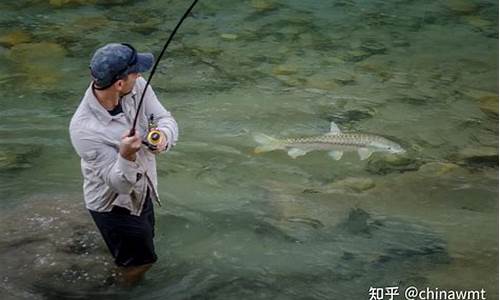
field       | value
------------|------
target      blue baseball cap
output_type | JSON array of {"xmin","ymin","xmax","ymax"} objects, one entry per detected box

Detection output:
[{"xmin": 90, "ymin": 43, "xmax": 154, "ymax": 89}]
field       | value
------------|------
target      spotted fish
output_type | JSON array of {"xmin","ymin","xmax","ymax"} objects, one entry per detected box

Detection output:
[{"xmin": 254, "ymin": 122, "xmax": 405, "ymax": 160}]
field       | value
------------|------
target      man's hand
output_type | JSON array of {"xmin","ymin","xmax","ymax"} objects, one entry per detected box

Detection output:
[{"xmin": 120, "ymin": 131, "xmax": 142, "ymax": 161}]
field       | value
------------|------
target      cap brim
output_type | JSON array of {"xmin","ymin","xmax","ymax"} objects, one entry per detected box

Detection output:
[{"xmin": 129, "ymin": 52, "xmax": 154, "ymax": 73}]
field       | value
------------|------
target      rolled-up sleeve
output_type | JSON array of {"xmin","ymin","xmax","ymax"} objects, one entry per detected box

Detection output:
[
  {"xmin": 70, "ymin": 130, "xmax": 145, "ymax": 194},
  {"xmin": 139, "ymin": 78, "xmax": 179, "ymax": 152}
]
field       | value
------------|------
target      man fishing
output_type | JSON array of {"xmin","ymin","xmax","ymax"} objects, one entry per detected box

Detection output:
[{"xmin": 69, "ymin": 43, "xmax": 178, "ymax": 285}]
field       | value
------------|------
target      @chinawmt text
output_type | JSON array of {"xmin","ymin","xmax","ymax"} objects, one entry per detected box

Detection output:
[{"xmin": 369, "ymin": 286, "xmax": 487, "ymax": 300}]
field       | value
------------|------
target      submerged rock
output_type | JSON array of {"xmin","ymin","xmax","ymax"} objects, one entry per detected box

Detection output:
[
  {"xmin": 459, "ymin": 146, "xmax": 498, "ymax": 158},
  {"xmin": 286, "ymin": 216, "xmax": 324, "ymax": 229},
  {"xmin": 366, "ymin": 155, "xmax": 422, "ymax": 175},
  {"xmin": 360, "ymin": 40, "xmax": 387, "ymax": 55},
  {"xmin": 0, "ymin": 146, "xmax": 42, "ymax": 171},
  {"xmin": 463, "ymin": 89, "xmax": 498, "ymax": 116},
  {"xmin": 357, "ymin": 60, "xmax": 392, "ymax": 80},
  {"xmin": 418, "ymin": 162, "xmax": 464, "ymax": 177},
  {"xmin": 338, "ymin": 208, "xmax": 378, "ymax": 236},
  {"xmin": 319, "ymin": 108, "xmax": 375, "ymax": 126},
  {"xmin": 275, "ymin": 74, "xmax": 303, "ymax": 87},
  {"xmin": 392, "ymin": 39, "xmax": 410, "ymax": 48},
  {"xmin": 220, "ymin": 33, "xmax": 238, "ymax": 41},
  {"xmin": 71, "ymin": 15, "xmax": 110, "ymax": 32},
  {"xmin": 345, "ymin": 49, "xmax": 371, "ymax": 62},
  {"xmin": 129, "ymin": 22, "xmax": 160, "ymax": 35},
  {"xmin": 49, "ymin": 0, "xmax": 97, "ymax": 7},
  {"xmin": 188, "ymin": 36, "xmax": 223, "ymax": 56},
  {"xmin": 272, "ymin": 64, "xmax": 298, "ymax": 76},
  {"xmin": 478, "ymin": 94, "xmax": 499, "ymax": 115},
  {"xmin": 57, "ymin": 226, "xmax": 101, "ymax": 255},
  {"xmin": 464, "ymin": 16, "xmax": 494, "ymax": 31},
  {"xmin": 0, "ymin": 31, "xmax": 32, "ymax": 48},
  {"xmin": 332, "ymin": 70, "xmax": 356, "ymax": 85},
  {"xmin": 446, "ymin": 0, "xmax": 479, "ymax": 15},
  {"xmin": 0, "ymin": 195, "xmax": 116, "ymax": 297},
  {"xmin": 8, "ymin": 42, "xmax": 67, "ymax": 89},
  {"xmin": 170, "ymin": 206, "xmax": 449, "ymax": 299},
  {"xmin": 305, "ymin": 73, "xmax": 338, "ymax": 91},
  {"xmin": 0, "ymin": 150, "xmax": 18, "ymax": 170},
  {"xmin": 454, "ymin": 146, "xmax": 499, "ymax": 168},
  {"xmin": 323, "ymin": 177, "xmax": 375, "ymax": 193},
  {"xmin": 250, "ymin": 0, "xmax": 277, "ymax": 12}
]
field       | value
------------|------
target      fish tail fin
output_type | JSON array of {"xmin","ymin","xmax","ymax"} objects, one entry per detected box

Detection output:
[{"xmin": 254, "ymin": 133, "xmax": 282, "ymax": 154}]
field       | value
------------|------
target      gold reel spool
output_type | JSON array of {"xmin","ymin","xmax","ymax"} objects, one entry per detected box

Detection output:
[{"xmin": 146, "ymin": 129, "xmax": 162, "ymax": 146}]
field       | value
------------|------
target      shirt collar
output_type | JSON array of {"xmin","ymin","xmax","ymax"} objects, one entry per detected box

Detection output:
[{"xmin": 84, "ymin": 82, "xmax": 138, "ymax": 126}]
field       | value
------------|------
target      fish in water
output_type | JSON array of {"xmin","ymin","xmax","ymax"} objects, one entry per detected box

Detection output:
[{"xmin": 254, "ymin": 121, "xmax": 405, "ymax": 160}]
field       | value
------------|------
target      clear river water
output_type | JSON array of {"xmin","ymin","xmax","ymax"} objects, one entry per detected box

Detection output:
[{"xmin": 0, "ymin": 0, "xmax": 498, "ymax": 299}]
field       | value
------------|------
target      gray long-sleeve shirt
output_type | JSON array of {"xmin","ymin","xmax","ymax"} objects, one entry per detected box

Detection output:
[{"xmin": 69, "ymin": 77, "xmax": 178, "ymax": 215}]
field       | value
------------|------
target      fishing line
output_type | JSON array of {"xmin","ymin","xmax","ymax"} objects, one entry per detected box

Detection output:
[{"xmin": 129, "ymin": 0, "xmax": 200, "ymax": 137}]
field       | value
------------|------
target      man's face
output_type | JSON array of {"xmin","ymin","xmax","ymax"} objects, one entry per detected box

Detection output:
[{"xmin": 118, "ymin": 73, "xmax": 140, "ymax": 96}]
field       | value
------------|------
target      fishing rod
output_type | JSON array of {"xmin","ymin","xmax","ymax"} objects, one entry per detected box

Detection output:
[{"xmin": 129, "ymin": 0, "xmax": 200, "ymax": 147}]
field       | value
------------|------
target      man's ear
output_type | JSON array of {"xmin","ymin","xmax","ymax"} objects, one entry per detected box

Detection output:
[{"xmin": 114, "ymin": 79, "xmax": 124, "ymax": 91}]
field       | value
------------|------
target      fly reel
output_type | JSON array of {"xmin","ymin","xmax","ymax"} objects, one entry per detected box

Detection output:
[{"xmin": 143, "ymin": 114, "xmax": 162, "ymax": 151}]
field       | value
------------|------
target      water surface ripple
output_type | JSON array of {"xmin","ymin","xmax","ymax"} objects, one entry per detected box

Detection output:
[{"xmin": 0, "ymin": 0, "xmax": 497, "ymax": 299}]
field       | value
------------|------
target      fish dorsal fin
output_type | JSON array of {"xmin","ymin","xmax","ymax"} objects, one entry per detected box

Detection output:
[
  {"xmin": 357, "ymin": 148, "xmax": 373, "ymax": 160},
  {"xmin": 328, "ymin": 150, "xmax": 343, "ymax": 160},
  {"xmin": 287, "ymin": 148, "xmax": 308, "ymax": 159},
  {"xmin": 325, "ymin": 121, "xmax": 342, "ymax": 136}
]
